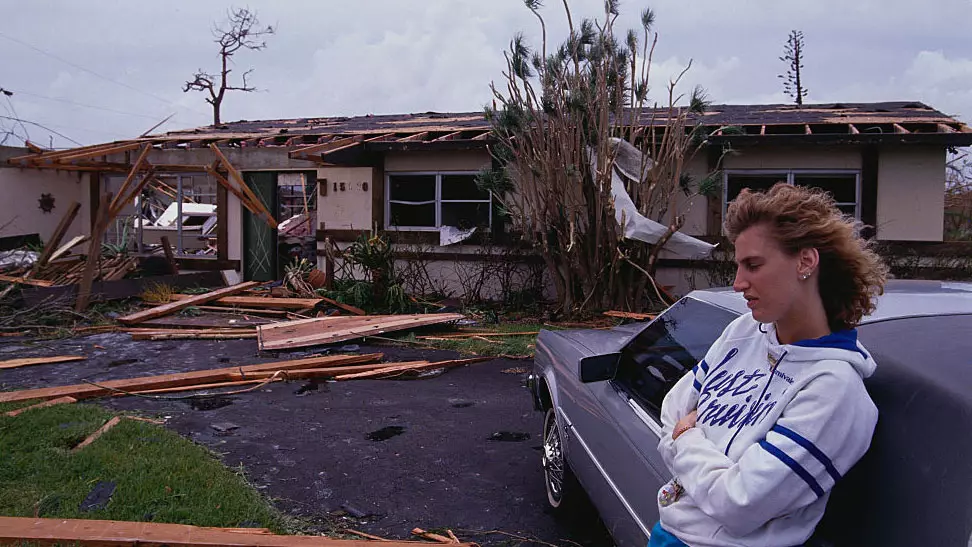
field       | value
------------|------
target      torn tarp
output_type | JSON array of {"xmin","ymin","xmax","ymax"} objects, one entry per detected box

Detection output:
[{"xmin": 594, "ymin": 138, "xmax": 716, "ymax": 259}]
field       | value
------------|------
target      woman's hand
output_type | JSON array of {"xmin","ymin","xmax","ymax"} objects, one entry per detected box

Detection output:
[{"xmin": 672, "ymin": 410, "xmax": 698, "ymax": 440}]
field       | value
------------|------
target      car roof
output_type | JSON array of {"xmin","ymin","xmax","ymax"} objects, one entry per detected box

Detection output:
[{"xmin": 689, "ymin": 279, "xmax": 972, "ymax": 324}]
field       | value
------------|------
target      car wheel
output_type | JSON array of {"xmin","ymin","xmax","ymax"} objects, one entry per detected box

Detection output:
[{"xmin": 542, "ymin": 407, "xmax": 579, "ymax": 511}]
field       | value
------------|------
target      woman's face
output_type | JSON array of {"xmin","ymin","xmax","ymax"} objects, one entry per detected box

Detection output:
[{"xmin": 732, "ymin": 223, "xmax": 805, "ymax": 324}]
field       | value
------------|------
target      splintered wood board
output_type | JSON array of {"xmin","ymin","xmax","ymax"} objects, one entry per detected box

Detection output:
[
  {"xmin": 0, "ymin": 353, "xmax": 383, "ymax": 404},
  {"xmin": 0, "ymin": 355, "xmax": 85, "ymax": 370},
  {"xmin": 117, "ymin": 281, "xmax": 261, "ymax": 324},
  {"xmin": 169, "ymin": 294, "xmax": 324, "ymax": 310},
  {"xmin": 257, "ymin": 313, "xmax": 465, "ymax": 351}
]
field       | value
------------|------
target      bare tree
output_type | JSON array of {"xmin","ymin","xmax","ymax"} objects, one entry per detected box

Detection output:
[
  {"xmin": 779, "ymin": 30, "xmax": 808, "ymax": 106},
  {"xmin": 184, "ymin": 7, "xmax": 274, "ymax": 125},
  {"xmin": 479, "ymin": 0, "xmax": 721, "ymax": 316}
]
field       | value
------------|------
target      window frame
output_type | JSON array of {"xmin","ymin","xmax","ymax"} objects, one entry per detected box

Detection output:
[
  {"xmin": 722, "ymin": 169, "xmax": 861, "ymax": 219},
  {"xmin": 384, "ymin": 171, "xmax": 492, "ymax": 231},
  {"xmin": 611, "ymin": 297, "xmax": 739, "ymax": 425}
]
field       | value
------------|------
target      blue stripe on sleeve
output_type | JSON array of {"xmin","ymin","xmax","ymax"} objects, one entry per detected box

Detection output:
[
  {"xmin": 771, "ymin": 425, "xmax": 842, "ymax": 483},
  {"xmin": 699, "ymin": 359, "xmax": 709, "ymax": 373},
  {"xmin": 692, "ymin": 379, "xmax": 702, "ymax": 391},
  {"xmin": 759, "ymin": 440, "xmax": 825, "ymax": 498}
]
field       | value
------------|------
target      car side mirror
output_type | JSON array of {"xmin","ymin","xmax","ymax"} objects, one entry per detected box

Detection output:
[{"xmin": 579, "ymin": 352, "xmax": 621, "ymax": 383}]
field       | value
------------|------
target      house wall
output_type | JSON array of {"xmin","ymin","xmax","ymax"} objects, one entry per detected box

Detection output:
[
  {"xmin": 316, "ymin": 167, "xmax": 377, "ymax": 231},
  {"xmin": 876, "ymin": 146, "xmax": 945, "ymax": 241},
  {"xmin": 0, "ymin": 152, "xmax": 90, "ymax": 244},
  {"xmin": 721, "ymin": 146, "xmax": 862, "ymax": 170}
]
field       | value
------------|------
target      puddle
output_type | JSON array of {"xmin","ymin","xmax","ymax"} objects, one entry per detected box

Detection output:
[
  {"xmin": 488, "ymin": 431, "xmax": 531, "ymax": 442},
  {"xmin": 107, "ymin": 358, "xmax": 139, "ymax": 367},
  {"xmin": 218, "ymin": 357, "xmax": 233, "ymax": 363},
  {"xmin": 188, "ymin": 396, "xmax": 235, "ymax": 411},
  {"xmin": 451, "ymin": 401, "xmax": 475, "ymax": 408},
  {"xmin": 366, "ymin": 425, "xmax": 405, "ymax": 441}
]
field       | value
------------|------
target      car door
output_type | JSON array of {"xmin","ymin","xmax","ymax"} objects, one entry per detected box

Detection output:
[{"xmin": 566, "ymin": 298, "xmax": 737, "ymax": 546}]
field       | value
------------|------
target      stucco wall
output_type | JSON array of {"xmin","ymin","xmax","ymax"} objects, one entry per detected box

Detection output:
[
  {"xmin": 316, "ymin": 167, "xmax": 376, "ymax": 231},
  {"xmin": 0, "ymin": 165, "xmax": 88, "ymax": 243},
  {"xmin": 876, "ymin": 146, "xmax": 945, "ymax": 241}
]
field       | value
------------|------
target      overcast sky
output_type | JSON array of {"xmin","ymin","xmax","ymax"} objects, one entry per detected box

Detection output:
[{"xmin": 2, "ymin": 0, "xmax": 970, "ymax": 148}]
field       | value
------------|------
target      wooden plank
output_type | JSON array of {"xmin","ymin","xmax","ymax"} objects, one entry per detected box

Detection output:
[
  {"xmin": 398, "ymin": 132, "xmax": 429, "ymax": 142},
  {"xmin": 290, "ymin": 135, "xmax": 363, "ymax": 157},
  {"xmin": 193, "ymin": 305, "xmax": 290, "ymax": 318},
  {"xmin": 319, "ymin": 296, "xmax": 366, "ymax": 315},
  {"xmin": 209, "ymin": 144, "xmax": 279, "ymax": 229},
  {"xmin": 0, "ymin": 274, "xmax": 55, "ymax": 287},
  {"xmin": 848, "ymin": 124, "xmax": 860, "ymax": 135},
  {"xmin": 893, "ymin": 123, "xmax": 909, "ymax": 134},
  {"xmin": 130, "ymin": 331, "xmax": 258, "ymax": 341},
  {"xmin": 0, "ymin": 353, "xmax": 383, "ymax": 404},
  {"xmin": 602, "ymin": 310, "xmax": 656, "ymax": 320},
  {"xmin": 938, "ymin": 123, "xmax": 958, "ymax": 134},
  {"xmin": 117, "ymin": 281, "xmax": 261, "ymax": 325},
  {"xmin": 4, "ymin": 396, "xmax": 77, "ymax": 417},
  {"xmin": 160, "ymin": 236, "xmax": 179, "ymax": 275},
  {"xmin": 118, "ymin": 379, "xmax": 267, "ymax": 396},
  {"xmin": 47, "ymin": 234, "xmax": 89, "ymax": 263},
  {"xmin": 0, "ymin": 516, "xmax": 460, "ymax": 546},
  {"xmin": 432, "ymin": 131, "xmax": 464, "ymax": 142},
  {"xmin": 169, "ymin": 294, "xmax": 324, "ymax": 310},
  {"xmin": 33, "ymin": 201, "xmax": 81, "ymax": 272},
  {"xmin": 236, "ymin": 361, "xmax": 427, "ymax": 381},
  {"xmin": 416, "ymin": 331, "xmax": 539, "ymax": 339},
  {"xmin": 75, "ymin": 192, "xmax": 113, "ymax": 312},
  {"xmin": 0, "ymin": 355, "xmax": 85, "ymax": 370},
  {"xmin": 257, "ymin": 313, "xmax": 465, "ymax": 351},
  {"xmin": 363, "ymin": 132, "xmax": 398, "ymax": 143},
  {"xmin": 333, "ymin": 357, "xmax": 489, "ymax": 381},
  {"xmin": 107, "ymin": 144, "xmax": 152, "ymax": 215},
  {"xmin": 72, "ymin": 416, "xmax": 122, "ymax": 452}
]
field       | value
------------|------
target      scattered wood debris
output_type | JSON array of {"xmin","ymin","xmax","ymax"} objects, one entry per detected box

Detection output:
[
  {"xmin": 126, "ymin": 328, "xmax": 258, "ymax": 341},
  {"xmin": 72, "ymin": 416, "xmax": 122, "ymax": 452},
  {"xmin": 0, "ymin": 516, "xmax": 472, "ymax": 545},
  {"xmin": 257, "ymin": 313, "xmax": 465, "ymax": 351},
  {"xmin": 603, "ymin": 310, "xmax": 656, "ymax": 321},
  {"xmin": 0, "ymin": 353, "xmax": 383, "ymax": 404},
  {"xmin": 0, "ymin": 355, "xmax": 85, "ymax": 370},
  {"xmin": 4, "ymin": 396, "xmax": 77, "ymax": 417},
  {"xmin": 411, "ymin": 528, "xmax": 457, "ymax": 544},
  {"xmin": 168, "ymin": 293, "xmax": 324, "ymax": 310},
  {"xmin": 117, "ymin": 281, "xmax": 261, "ymax": 325}
]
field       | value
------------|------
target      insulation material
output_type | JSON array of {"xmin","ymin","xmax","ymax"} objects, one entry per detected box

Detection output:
[{"xmin": 594, "ymin": 138, "xmax": 716, "ymax": 259}]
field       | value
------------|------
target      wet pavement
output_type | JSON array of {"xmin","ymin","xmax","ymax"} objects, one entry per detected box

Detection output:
[{"xmin": 0, "ymin": 333, "xmax": 614, "ymax": 546}]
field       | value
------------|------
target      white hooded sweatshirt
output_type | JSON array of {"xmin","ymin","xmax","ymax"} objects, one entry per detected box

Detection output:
[{"xmin": 656, "ymin": 313, "xmax": 878, "ymax": 547}]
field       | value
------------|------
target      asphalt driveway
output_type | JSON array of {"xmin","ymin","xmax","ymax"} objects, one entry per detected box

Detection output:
[{"xmin": 0, "ymin": 333, "xmax": 613, "ymax": 546}]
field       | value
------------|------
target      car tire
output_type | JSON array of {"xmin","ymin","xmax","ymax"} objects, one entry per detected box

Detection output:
[{"xmin": 542, "ymin": 407, "xmax": 580, "ymax": 512}]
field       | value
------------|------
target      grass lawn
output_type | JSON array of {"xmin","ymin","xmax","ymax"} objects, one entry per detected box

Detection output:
[
  {"xmin": 0, "ymin": 400, "xmax": 285, "ymax": 531},
  {"xmin": 386, "ymin": 321, "xmax": 560, "ymax": 357}
]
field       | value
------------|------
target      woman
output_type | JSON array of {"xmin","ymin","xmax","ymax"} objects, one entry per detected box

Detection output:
[{"xmin": 650, "ymin": 183, "xmax": 888, "ymax": 547}]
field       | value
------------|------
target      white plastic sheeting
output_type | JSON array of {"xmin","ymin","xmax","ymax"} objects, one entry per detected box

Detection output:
[
  {"xmin": 439, "ymin": 225, "xmax": 477, "ymax": 246},
  {"xmin": 596, "ymin": 138, "xmax": 716, "ymax": 259}
]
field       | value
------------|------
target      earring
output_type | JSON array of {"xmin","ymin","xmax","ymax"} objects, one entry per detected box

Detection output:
[{"xmin": 800, "ymin": 272, "xmax": 811, "ymax": 280}]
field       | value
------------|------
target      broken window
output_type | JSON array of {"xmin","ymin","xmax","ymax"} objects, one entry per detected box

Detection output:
[
  {"xmin": 724, "ymin": 170, "xmax": 860, "ymax": 218},
  {"xmin": 386, "ymin": 173, "xmax": 491, "ymax": 230}
]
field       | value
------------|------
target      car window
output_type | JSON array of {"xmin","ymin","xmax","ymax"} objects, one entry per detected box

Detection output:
[{"xmin": 613, "ymin": 298, "xmax": 737, "ymax": 419}]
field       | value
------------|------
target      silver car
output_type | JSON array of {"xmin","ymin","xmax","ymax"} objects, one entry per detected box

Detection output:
[{"xmin": 529, "ymin": 280, "xmax": 972, "ymax": 547}]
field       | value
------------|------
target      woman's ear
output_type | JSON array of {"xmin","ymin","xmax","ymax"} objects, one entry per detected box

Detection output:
[{"xmin": 799, "ymin": 247, "xmax": 820, "ymax": 276}]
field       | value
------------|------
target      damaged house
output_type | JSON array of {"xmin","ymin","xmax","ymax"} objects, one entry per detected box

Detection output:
[{"xmin": 2, "ymin": 101, "xmax": 971, "ymax": 300}]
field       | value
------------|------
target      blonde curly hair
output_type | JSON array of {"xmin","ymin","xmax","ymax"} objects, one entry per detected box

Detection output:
[{"xmin": 724, "ymin": 183, "xmax": 888, "ymax": 331}]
